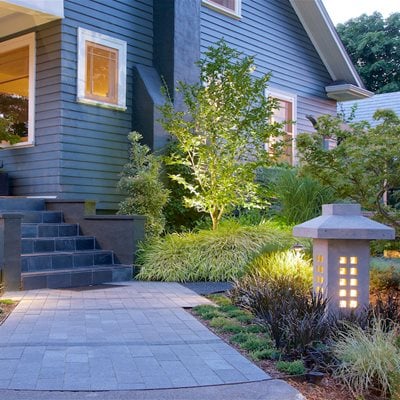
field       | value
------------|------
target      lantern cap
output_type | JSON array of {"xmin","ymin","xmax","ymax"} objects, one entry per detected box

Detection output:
[{"xmin": 293, "ymin": 204, "xmax": 395, "ymax": 240}]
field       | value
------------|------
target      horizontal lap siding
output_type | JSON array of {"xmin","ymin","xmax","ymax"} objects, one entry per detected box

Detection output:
[
  {"xmin": 60, "ymin": 0, "xmax": 153, "ymax": 210},
  {"xmin": 200, "ymin": 0, "xmax": 336, "ymax": 135},
  {"xmin": 0, "ymin": 22, "xmax": 62, "ymax": 197}
]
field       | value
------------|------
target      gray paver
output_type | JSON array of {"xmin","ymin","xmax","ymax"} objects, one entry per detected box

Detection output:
[{"xmin": 0, "ymin": 281, "xmax": 296, "ymax": 394}]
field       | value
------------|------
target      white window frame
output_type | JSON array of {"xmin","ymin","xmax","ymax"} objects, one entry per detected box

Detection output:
[
  {"xmin": 266, "ymin": 88, "xmax": 298, "ymax": 165},
  {"xmin": 202, "ymin": 0, "xmax": 242, "ymax": 19},
  {"xmin": 77, "ymin": 28, "xmax": 127, "ymax": 111},
  {"xmin": 0, "ymin": 32, "xmax": 36, "ymax": 148}
]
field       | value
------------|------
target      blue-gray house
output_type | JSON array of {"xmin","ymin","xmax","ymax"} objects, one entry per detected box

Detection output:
[
  {"xmin": 0, "ymin": 0, "xmax": 372, "ymax": 212},
  {"xmin": 0, "ymin": 0, "xmax": 375, "ymax": 290}
]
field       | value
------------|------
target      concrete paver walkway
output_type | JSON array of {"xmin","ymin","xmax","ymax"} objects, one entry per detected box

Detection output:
[{"xmin": 0, "ymin": 282, "xmax": 304, "ymax": 399}]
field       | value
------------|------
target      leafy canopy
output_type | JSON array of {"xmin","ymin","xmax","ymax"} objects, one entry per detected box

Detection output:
[
  {"xmin": 337, "ymin": 12, "xmax": 400, "ymax": 93},
  {"xmin": 159, "ymin": 40, "xmax": 283, "ymax": 230},
  {"xmin": 296, "ymin": 110, "xmax": 400, "ymax": 229}
]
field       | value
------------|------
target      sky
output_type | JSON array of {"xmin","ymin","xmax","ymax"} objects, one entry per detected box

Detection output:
[{"xmin": 321, "ymin": 0, "xmax": 399, "ymax": 25}]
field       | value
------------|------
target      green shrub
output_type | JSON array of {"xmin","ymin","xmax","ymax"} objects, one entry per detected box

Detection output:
[
  {"xmin": 269, "ymin": 168, "xmax": 336, "ymax": 225},
  {"xmin": 192, "ymin": 305, "xmax": 222, "ymax": 320},
  {"xmin": 230, "ymin": 255, "xmax": 333, "ymax": 357},
  {"xmin": 276, "ymin": 360, "xmax": 306, "ymax": 375},
  {"xmin": 162, "ymin": 140, "xmax": 206, "ymax": 232},
  {"xmin": 209, "ymin": 317, "xmax": 243, "ymax": 333},
  {"xmin": 332, "ymin": 318, "xmax": 400, "ymax": 398},
  {"xmin": 229, "ymin": 332, "xmax": 254, "ymax": 344},
  {"xmin": 370, "ymin": 264, "xmax": 400, "ymax": 294},
  {"xmin": 136, "ymin": 220, "xmax": 296, "ymax": 282},
  {"xmin": 117, "ymin": 132, "xmax": 169, "ymax": 237},
  {"xmin": 250, "ymin": 348, "xmax": 280, "ymax": 361},
  {"xmin": 240, "ymin": 335, "xmax": 272, "ymax": 352}
]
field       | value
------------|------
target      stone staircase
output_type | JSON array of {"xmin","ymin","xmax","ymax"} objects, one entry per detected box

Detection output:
[{"xmin": 0, "ymin": 198, "xmax": 134, "ymax": 290}]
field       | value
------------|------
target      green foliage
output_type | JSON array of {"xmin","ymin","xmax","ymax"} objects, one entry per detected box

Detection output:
[
  {"xmin": 192, "ymin": 304, "xmax": 222, "ymax": 320},
  {"xmin": 209, "ymin": 317, "xmax": 243, "ymax": 334},
  {"xmin": 337, "ymin": 12, "xmax": 400, "ymax": 93},
  {"xmin": 0, "ymin": 93, "xmax": 26, "ymax": 146},
  {"xmin": 332, "ymin": 318, "xmax": 400, "ymax": 398},
  {"xmin": 250, "ymin": 348, "xmax": 280, "ymax": 361},
  {"xmin": 239, "ymin": 335, "xmax": 272, "ymax": 352},
  {"xmin": 136, "ymin": 220, "xmax": 296, "ymax": 282},
  {"xmin": 117, "ymin": 132, "xmax": 169, "ymax": 237},
  {"xmin": 276, "ymin": 360, "xmax": 306, "ymax": 375},
  {"xmin": 269, "ymin": 169, "xmax": 336, "ymax": 225},
  {"xmin": 159, "ymin": 39, "xmax": 284, "ymax": 230},
  {"xmin": 162, "ymin": 140, "xmax": 206, "ymax": 232},
  {"xmin": 370, "ymin": 265, "xmax": 400, "ymax": 295},
  {"xmin": 297, "ymin": 110, "xmax": 400, "ymax": 230},
  {"xmin": 230, "ymin": 254, "xmax": 333, "ymax": 358}
]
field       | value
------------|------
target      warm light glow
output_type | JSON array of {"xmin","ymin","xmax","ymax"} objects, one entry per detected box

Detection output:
[
  {"xmin": 350, "ymin": 289, "xmax": 358, "ymax": 297},
  {"xmin": 339, "ymin": 289, "xmax": 347, "ymax": 297},
  {"xmin": 317, "ymin": 265, "xmax": 324, "ymax": 273},
  {"xmin": 317, "ymin": 276, "xmax": 324, "ymax": 284},
  {"xmin": 339, "ymin": 257, "xmax": 347, "ymax": 264},
  {"xmin": 317, "ymin": 255, "xmax": 324, "ymax": 263},
  {"xmin": 350, "ymin": 257, "xmax": 358, "ymax": 264},
  {"xmin": 349, "ymin": 300, "xmax": 358, "ymax": 308},
  {"xmin": 339, "ymin": 267, "xmax": 347, "ymax": 275},
  {"xmin": 350, "ymin": 279, "xmax": 358, "ymax": 286},
  {"xmin": 85, "ymin": 41, "xmax": 118, "ymax": 104},
  {"xmin": 350, "ymin": 268, "xmax": 358, "ymax": 275},
  {"xmin": 339, "ymin": 278, "xmax": 347, "ymax": 286},
  {"xmin": 340, "ymin": 300, "xmax": 347, "ymax": 308}
]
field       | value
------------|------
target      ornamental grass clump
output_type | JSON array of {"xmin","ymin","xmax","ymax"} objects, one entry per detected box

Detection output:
[
  {"xmin": 332, "ymin": 317, "xmax": 400, "ymax": 398},
  {"xmin": 136, "ymin": 220, "xmax": 295, "ymax": 282}
]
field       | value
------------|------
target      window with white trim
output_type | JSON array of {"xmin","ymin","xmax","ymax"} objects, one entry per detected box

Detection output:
[
  {"xmin": 202, "ymin": 0, "xmax": 241, "ymax": 18},
  {"xmin": 0, "ymin": 33, "xmax": 35, "ymax": 147},
  {"xmin": 266, "ymin": 89, "xmax": 297, "ymax": 165},
  {"xmin": 77, "ymin": 28, "xmax": 127, "ymax": 110}
]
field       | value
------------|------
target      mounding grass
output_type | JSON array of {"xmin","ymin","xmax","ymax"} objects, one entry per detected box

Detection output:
[{"xmin": 136, "ymin": 220, "xmax": 300, "ymax": 282}]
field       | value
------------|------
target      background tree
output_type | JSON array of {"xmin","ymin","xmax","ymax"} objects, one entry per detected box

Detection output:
[
  {"xmin": 117, "ymin": 132, "xmax": 169, "ymax": 237},
  {"xmin": 336, "ymin": 12, "xmax": 400, "ymax": 93},
  {"xmin": 159, "ymin": 40, "xmax": 283, "ymax": 230},
  {"xmin": 296, "ymin": 110, "xmax": 400, "ymax": 229}
]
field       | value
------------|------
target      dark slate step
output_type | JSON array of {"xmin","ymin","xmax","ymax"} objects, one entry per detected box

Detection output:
[
  {"xmin": 0, "ymin": 198, "xmax": 45, "ymax": 211},
  {"xmin": 22, "ymin": 265, "xmax": 133, "ymax": 290},
  {"xmin": 9, "ymin": 211, "xmax": 63, "ymax": 223},
  {"xmin": 21, "ymin": 250, "xmax": 116, "ymax": 272},
  {"xmin": 22, "ymin": 223, "xmax": 80, "ymax": 238},
  {"xmin": 21, "ymin": 236, "xmax": 99, "ymax": 254}
]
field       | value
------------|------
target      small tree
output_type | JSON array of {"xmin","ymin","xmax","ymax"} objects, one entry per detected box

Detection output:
[
  {"xmin": 296, "ymin": 110, "xmax": 400, "ymax": 229},
  {"xmin": 117, "ymin": 132, "xmax": 169, "ymax": 237},
  {"xmin": 159, "ymin": 40, "xmax": 283, "ymax": 230}
]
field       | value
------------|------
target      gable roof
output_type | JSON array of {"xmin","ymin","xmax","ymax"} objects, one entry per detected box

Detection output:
[
  {"xmin": 339, "ymin": 91, "xmax": 400, "ymax": 126},
  {"xmin": 290, "ymin": 0, "xmax": 373, "ymax": 101}
]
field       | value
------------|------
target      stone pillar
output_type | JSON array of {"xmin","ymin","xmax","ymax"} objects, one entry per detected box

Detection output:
[{"xmin": 0, "ymin": 213, "xmax": 22, "ymax": 291}]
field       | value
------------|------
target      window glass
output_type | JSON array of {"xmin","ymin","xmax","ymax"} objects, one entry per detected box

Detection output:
[
  {"xmin": 0, "ymin": 46, "xmax": 29, "ymax": 142},
  {"xmin": 209, "ymin": 0, "xmax": 236, "ymax": 11},
  {"xmin": 85, "ymin": 42, "xmax": 118, "ymax": 104}
]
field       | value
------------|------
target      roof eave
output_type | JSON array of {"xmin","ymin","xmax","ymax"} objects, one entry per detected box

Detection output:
[
  {"xmin": 326, "ymin": 84, "xmax": 374, "ymax": 101},
  {"xmin": 289, "ymin": 0, "xmax": 366, "ymax": 90}
]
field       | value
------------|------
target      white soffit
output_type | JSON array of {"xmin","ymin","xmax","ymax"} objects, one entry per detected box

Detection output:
[
  {"xmin": 0, "ymin": 0, "xmax": 63, "ymax": 38},
  {"xmin": 289, "ymin": 0, "xmax": 365, "ymax": 89}
]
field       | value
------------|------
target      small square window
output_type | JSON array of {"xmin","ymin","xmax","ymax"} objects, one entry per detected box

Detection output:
[{"xmin": 77, "ymin": 28, "xmax": 127, "ymax": 110}]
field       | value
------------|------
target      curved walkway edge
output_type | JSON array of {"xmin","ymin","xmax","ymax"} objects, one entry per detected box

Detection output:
[{"xmin": 0, "ymin": 282, "xmax": 305, "ymax": 399}]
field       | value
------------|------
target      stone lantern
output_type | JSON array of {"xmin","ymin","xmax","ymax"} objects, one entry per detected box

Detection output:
[{"xmin": 293, "ymin": 204, "xmax": 395, "ymax": 314}]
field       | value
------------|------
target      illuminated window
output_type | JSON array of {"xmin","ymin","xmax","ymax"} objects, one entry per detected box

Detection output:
[
  {"xmin": 77, "ymin": 28, "xmax": 126, "ymax": 110},
  {"xmin": 339, "ymin": 267, "xmax": 347, "ymax": 275},
  {"xmin": 350, "ymin": 279, "xmax": 358, "ymax": 286},
  {"xmin": 339, "ymin": 289, "xmax": 347, "ymax": 297},
  {"xmin": 350, "ymin": 257, "xmax": 358, "ymax": 264},
  {"xmin": 202, "ymin": 0, "xmax": 241, "ymax": 16},
  {"xmin": 350, "ymin": 289, "xmax": 358, "ymax": 297},
  {"xmin": 340, "ymin": 300, "xmax": 347, "ymax": 308},
  {"xmin": 265, "ymin": 90, "xmax": 297, "ymax": 165},
  {"xmin": 349, "ymin": 300, "xmax": 358, "ymax": 308},
  {"xmin": 350, "ymin": 267, "xmax": 358, "ymax": 275},
  {"xmin": 316, "ymin": 255, "xmax": 324, "ymax": 263},
  {"xmin": 0, "ymin": 33, "xmax": 35, "ymax": 147},
  {"xmin": 339, "ymin": 278, "xmax": 347, "ymax": 286},
  {"xmin": 339, "ymin": 257, "xmax": 347, "ymax": 264},
  {"xmin": 317, "ymin": 265, "xmax": 324, "ymax": 273}
]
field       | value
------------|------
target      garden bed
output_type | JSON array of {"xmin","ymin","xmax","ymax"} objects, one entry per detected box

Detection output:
[{"xmin": 190, "ymin": 294, "xmax": 384, "ymax": 400}]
